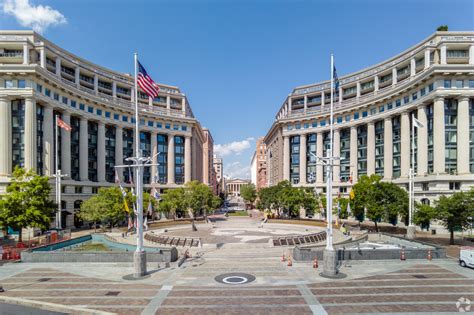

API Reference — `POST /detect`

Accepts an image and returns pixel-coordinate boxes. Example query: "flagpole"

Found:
[134,53,144,254]
[407,114,416,239]
[55,114,61,230]
[326,53,334,251]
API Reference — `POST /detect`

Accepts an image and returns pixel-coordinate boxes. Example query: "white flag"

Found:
[413,115,424,128]
[347,202,351,216]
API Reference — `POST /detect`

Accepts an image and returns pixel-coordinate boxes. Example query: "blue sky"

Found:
[1,0,473,179]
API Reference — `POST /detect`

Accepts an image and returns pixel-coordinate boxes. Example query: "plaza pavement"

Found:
[0,217,472,314]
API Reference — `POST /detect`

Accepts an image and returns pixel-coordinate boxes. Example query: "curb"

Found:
[0,295,116,315]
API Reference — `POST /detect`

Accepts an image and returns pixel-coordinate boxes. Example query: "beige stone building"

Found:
[213,155,223,194]
[202,128,217,194]
[226,178,251,197]
[0,30,210,227]
[264,31,474,205]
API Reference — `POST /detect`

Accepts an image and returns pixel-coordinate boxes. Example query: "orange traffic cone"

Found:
[287,256,293,267]
[427,249,432,261]
[400,249,406,261]
[313,258,319,269]
[281,252,286,262]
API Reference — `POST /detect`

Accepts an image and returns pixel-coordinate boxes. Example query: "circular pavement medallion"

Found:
[214,273,256,285]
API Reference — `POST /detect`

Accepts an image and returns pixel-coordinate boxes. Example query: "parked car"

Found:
[459,247,474,268]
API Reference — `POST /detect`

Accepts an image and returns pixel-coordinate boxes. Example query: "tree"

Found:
[240,184,257,206]
[158,187,186,218]
[301,188,318,216]
[351,175,408,231]
[436,190,474,245]
[0,167,56,242]
[78,187,127,229]
[413,203,436,231]
[336,197,350,219]
[184,181,216,231]
[437,25,448,31]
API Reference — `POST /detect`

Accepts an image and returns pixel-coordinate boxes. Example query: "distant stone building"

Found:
[213,155,223,194]
[202,128,217,194]
[226,178,251,197]
[255,137,267,190]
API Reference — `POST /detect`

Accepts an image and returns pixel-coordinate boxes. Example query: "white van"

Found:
[459,247,474,268]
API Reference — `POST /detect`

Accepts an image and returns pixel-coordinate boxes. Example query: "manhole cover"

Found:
[214,273,256,285]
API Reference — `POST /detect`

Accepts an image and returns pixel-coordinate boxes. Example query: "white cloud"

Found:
[214,137,254,157]
[224,161,250,179]
[2,0,67,34]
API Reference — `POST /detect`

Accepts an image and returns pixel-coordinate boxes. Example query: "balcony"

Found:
[397,66,410,81]
[360,81,374,95]
[0,51,23,63]
[80,74,94,89]
[342,87,356,99]
[415,58,424,72]
[447,50,469,64]
[98,80,112,95]
[378,74,392,88]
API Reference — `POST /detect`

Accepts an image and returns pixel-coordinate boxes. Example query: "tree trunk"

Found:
[374,220,378,233]
[450,230,454,245]
[94,221,97,233]
[191,219,197,232]
[18,228,23,243]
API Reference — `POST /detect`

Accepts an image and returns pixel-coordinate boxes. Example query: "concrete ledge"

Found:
[0,295,114,315]
[21,248,178,263]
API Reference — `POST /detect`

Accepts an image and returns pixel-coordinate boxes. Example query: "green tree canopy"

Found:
[413,202,437,231]
[158,187,186,218]
[0,167,56,242]
[437,25,448,31]
[240,184,257,205]
[435,190,474,245]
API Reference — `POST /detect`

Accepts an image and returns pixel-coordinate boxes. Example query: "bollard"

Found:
[281,252,286,262]
[428,249,432,261]
[287,256,292,267]
[400,249,406,261]
[313,258,318,269]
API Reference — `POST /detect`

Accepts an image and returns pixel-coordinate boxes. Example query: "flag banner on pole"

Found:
[147,201,153,216]
[152,187,160,200]
[347,202,351,216]
[144,216,148,231]
[115,170,120,184]
[333,66,340,97]
[57,117,72,131]
[137,61,160,99]
[128,216,133,230]
[349,189,355,200]
[413,115,424,128]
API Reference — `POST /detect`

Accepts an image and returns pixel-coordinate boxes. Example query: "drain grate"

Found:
[38,278,51,282]
[413,275,427,279]
[105,291,121,296]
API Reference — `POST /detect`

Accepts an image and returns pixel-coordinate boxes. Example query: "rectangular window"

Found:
[36,83,43,93]
[370,108,376,115]
[157,122,162,128]
[165,123,170,129]
[88,106,94,113]
[428,83,434,92]
[412,92,417,101]
[379,105,385,112]
[320,120,326,126]
[71,100,76,108]
[396,99,401,107]
[96,109,102,116]
[148,121,153,127]
[17,80,26,88]
[79,103,85,110]
[354,112,359,120]
[4,80,13,88]
[345,115,350,122]
[53,92,59,101]
[455,80,464,88]
[420,87,426,96]
[469,80,474,88]
[312,121,317,127]
[122,115,128,122]
[304,123,309,129]
[45,88,51,97]
[105,111,110,118]
[387,102,393,110]
[181,125,187,131]
[114,113,119,120]
[337,116,342,123]
[295,124,301,130]
[287,125,293,131]
[362,111,368,117]
[444,80,451,88]
[62,96,68,105]
[140,119,145,125]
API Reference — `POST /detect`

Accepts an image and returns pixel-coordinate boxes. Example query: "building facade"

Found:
[255,137,267,190]
[225,178,251,197]
[213,155,223,194]
[0,30,209,227]
[202,128,217,194]
[264,31,474,205]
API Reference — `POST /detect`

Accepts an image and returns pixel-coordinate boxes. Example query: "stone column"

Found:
[299,134,307,184]
[55,56,61,77]
[39,46,45,68]
[433,97,445,174]
[338,86,343,104]
[167,135,175,184]
[392,68,397,85]
[303,95,308,113]
[417,105,428,176]
[166,96,171,113]
[457,97,470,174]
[470,45,474,65]
[112,81,117,98]
[93,74,98,95]
[97,122,106,182]
[374,75,379,92]
[283,135,290,181]
[367,122,375,175]
[350,126,358,182]
[316,133,323,184]
[409,59,415,78]
[115,126,123,180]
[185,136,192,183]
[400,112,410,178]
[24,98,36,171]
[79,117,89,181]
[75,67,80,87]
[182,98,186,115]
[43,105,54,176]
[440,45,447,65]
[356,82,361,98]
[23,43,29,65]
[288,98,292,116]
[384,117,393,179]
[61,112,71,177]
[0,98,11,176]
[150,132,157,184]
[321,91,325,106]
[425,49,431,69]
[333,129,340,183]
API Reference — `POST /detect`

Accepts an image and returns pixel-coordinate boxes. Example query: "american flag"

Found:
[57,117,72,131]
[137,61,159,99]
[333,65,340,97]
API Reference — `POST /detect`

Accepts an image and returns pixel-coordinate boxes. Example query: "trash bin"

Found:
[431,229,436,235]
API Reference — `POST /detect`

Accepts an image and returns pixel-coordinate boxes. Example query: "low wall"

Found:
[293,233,446,261]
[21,248,178,263]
